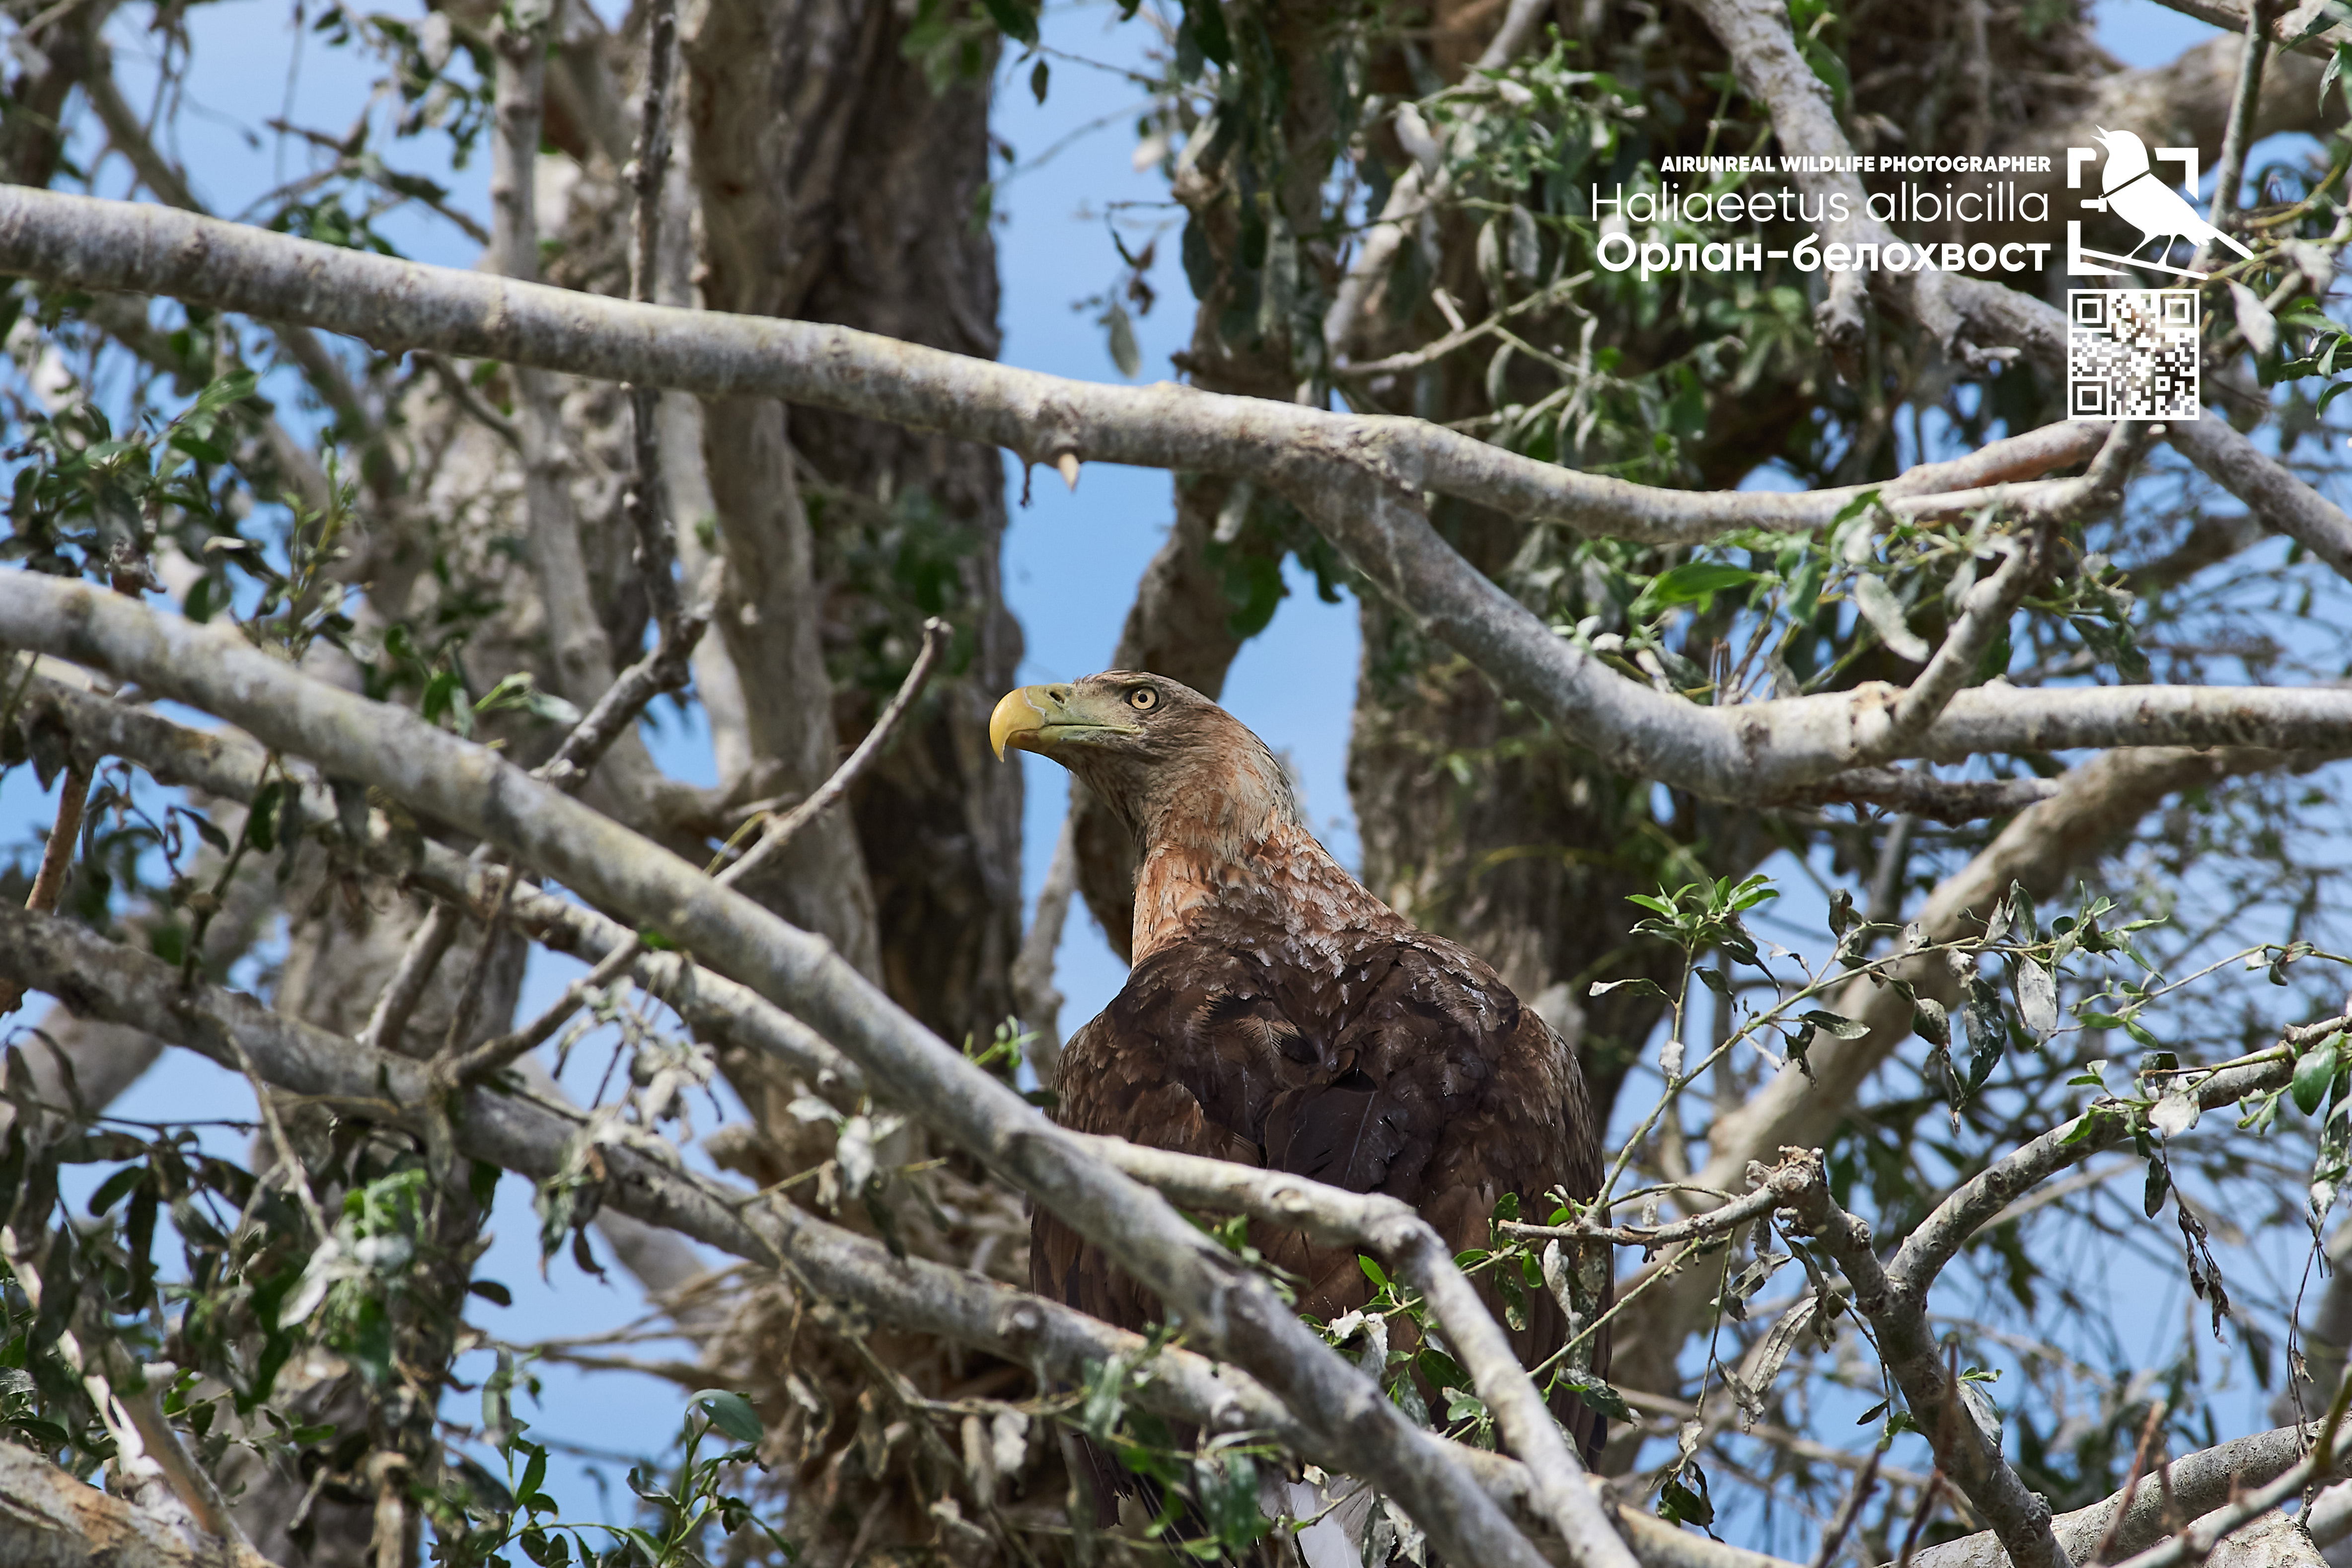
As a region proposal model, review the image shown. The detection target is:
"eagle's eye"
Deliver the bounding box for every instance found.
[1127,687,1159,712]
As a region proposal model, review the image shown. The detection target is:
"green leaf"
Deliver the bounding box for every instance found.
[976,0,1038,46]
[1029,57,1049,104]
[1183,0,1231,65]
[1104,301,1141,379]
[181,809,231,855]
[87,1164,146,1217]
[1802,1009,1870,1040]
[168,430,229,465]
[1658,1467,1715,1526]
[1589,976,1665,999]
[1558,1371,1634,1422]
[1645,562,1759,607]
[421,668,471,737]
[1852,573,1930,663]
[468,1278,514,1307]
[2295,1039,2341,1117]
[191,369,260,417]
[690,1389,764,1444]
[246,782,282,852]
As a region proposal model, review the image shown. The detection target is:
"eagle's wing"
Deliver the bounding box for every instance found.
[1259,932,1609,1456]
[1030,929,1611,1454]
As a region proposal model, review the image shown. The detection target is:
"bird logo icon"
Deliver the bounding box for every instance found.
[2069,128,2246,279]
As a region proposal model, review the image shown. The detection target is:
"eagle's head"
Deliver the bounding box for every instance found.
[989,672,1300,844]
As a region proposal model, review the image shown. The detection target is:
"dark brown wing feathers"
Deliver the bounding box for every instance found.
[1031,917,1612,1457]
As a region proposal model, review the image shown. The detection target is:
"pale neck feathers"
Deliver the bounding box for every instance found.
[1125,742,1399,964]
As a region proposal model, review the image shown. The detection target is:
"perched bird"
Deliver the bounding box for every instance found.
[2092,127,2252,263]
[990,672,1612,1488]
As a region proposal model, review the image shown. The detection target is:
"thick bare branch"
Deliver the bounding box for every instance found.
[0,188,2065,549]
[0,664,870,1103]
[10,192,2344,799]
[2167,418,2352,584]
[1917,1419,2346,1568]
[0,1442,282,1568]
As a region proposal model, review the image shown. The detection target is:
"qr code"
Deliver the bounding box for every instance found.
[2067,290,2200,420]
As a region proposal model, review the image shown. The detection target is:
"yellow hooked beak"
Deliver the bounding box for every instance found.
[989,683,1140,760]
[989,686,1054,760]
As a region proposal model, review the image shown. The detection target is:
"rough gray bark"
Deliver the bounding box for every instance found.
[676,0,1027,1045]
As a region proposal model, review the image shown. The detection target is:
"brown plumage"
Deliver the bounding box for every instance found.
[990,672,1612,1464]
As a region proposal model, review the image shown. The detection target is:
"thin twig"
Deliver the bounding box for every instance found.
[216,1024,331,1239]
[420,352,521,448]
[1766,1152,2068,1568]
[1809,1447,1883,1568]
[720,617,951,890]
[436,866,517,1057]
[1011,809,1079,1088]
[119,1385,266,1563]
[1898,1474,1949,1568]
[1505,1176,1784,1250]
[2104,1370,2352,1568]
[361,566,717,1053]
[0,761,90,1016]
[2091,1402,2171,1565]
[439,928,642,1087]
[2202,0,2273,255]
[357,903,462,1055]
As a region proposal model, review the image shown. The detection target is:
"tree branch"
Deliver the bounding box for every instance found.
[0,188,2067,549]
[0,663,871,1107]
[0,895,1689,1568]
[1012,808,1079,1087]
[1608,744,2322,1413]
[2145,0,2346,61]
[1762,1152,2067,1568]
[1763,769,2062,825]
[2200,0,2273,250]
[0,1442,283,1568]
[12,191,2344,799]
[718,616,949,890]
[0,759,88,1015]
[1688,0,2352,589]
[1887,1029,2333,1300]
[1068,1135,1628,1564]
[2166,418,2352,584]
[0,577,1578,1568]
[1917,1419,2348,1568]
